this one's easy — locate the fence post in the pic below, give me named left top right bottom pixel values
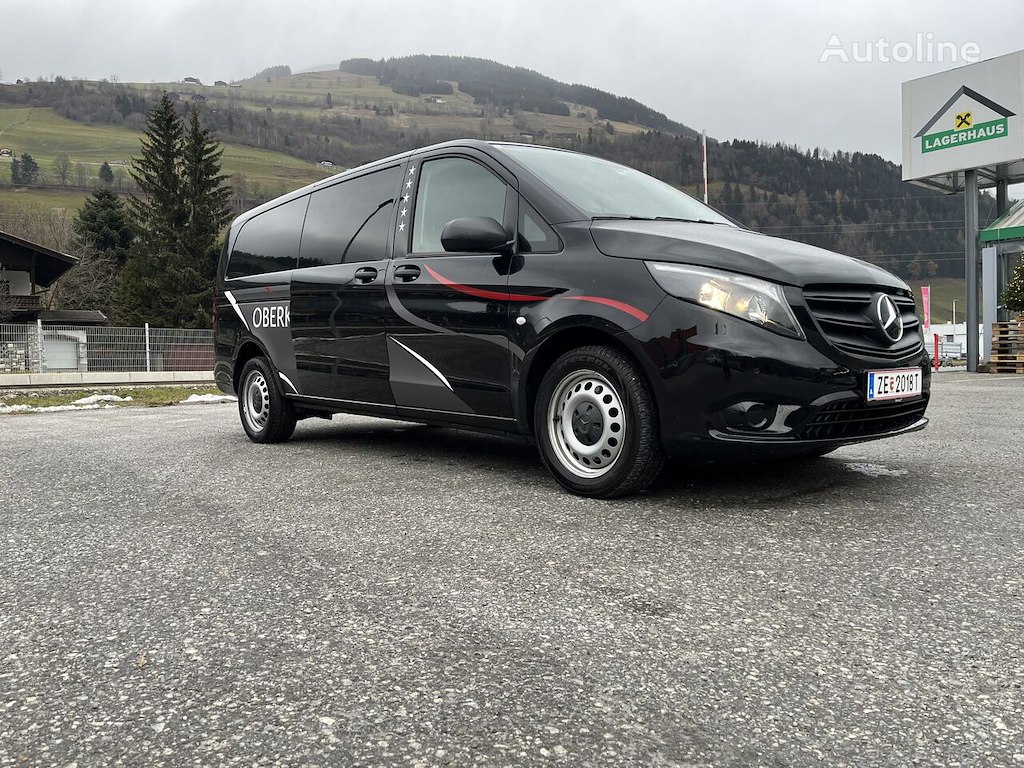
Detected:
left=36, top=318, right=44, bottom=373
left=145, top=323, right=151, bottom=373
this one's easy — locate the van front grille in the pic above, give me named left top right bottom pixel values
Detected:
left=802, top=285, right=923, bottom=361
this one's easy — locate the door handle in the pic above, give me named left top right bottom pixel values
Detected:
left=354, top=266, right=378, bottom=284
left=393, top=264, right=421, bottom=283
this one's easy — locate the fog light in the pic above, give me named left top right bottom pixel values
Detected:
left=724, top=401, right=778, bottom=431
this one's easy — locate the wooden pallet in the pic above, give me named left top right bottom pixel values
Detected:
left=989, top=322, right=1024, bottom=372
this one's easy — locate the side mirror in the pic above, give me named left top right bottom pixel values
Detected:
left=441, top=217, right=511, bottom=253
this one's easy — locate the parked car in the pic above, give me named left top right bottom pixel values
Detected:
left=214, top=140, right=929, bottom=497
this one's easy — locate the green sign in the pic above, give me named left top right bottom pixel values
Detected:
left=921, top=118, right=1009, bottom=153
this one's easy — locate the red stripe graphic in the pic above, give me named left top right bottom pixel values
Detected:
left=422, top=264, right=649, bottom=322
left=561, top=295, right=649, bottom=323
left=423, top=264, right=538, bottom=302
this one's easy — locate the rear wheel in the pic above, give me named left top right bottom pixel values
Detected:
left=535, top=345, right=663, bottom=498
left=238, top=357, right=296, bottom=443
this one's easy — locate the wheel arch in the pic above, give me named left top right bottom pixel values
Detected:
left=232, top=339, right=271, bottom=396
left=517, top=322, right=660, bottom=436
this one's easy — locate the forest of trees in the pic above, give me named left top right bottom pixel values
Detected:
left=339, top=56, right=695, bottom=133
left=2, top=60, right=999, bottom=284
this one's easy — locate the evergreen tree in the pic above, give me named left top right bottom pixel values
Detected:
left=177, top=105, right=231, bottom=325
left=1003, top=262, right=1024, bottom=314
left=98, top=161, right=115, bottom=185
left=11, top=153, right=40, bottom=185
left=127, top=94, right=186, bottom=254
left=74, top=187, right=132, bottom=268
left=115, top=94, right=230, bottom=327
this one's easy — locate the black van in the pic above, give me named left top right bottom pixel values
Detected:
left=214, top=140, right=929, bottom=497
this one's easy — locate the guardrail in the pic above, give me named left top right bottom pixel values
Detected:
left=0, top=321, right=213, bottom=375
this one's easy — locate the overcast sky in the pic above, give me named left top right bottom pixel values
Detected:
left=3, top=0, right=1022, bottom=164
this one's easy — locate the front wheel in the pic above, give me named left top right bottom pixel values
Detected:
left=534, top=346, right=663, bottom=498
left=238, top=357, right=297, bottom=443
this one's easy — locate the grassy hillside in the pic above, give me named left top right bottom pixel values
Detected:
left=141, top=69, right=652, bottom=143
left=908, top=278, right=968, bottom=324
left=0, top=64, right=981, bottom=283
left=0, top=105, right=330, bottom=217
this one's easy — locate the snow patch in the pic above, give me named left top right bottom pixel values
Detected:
left=0, top=403, right=117, bottom=414
left=844, top=462, right=908, bottom=478
left=180, top=394, right=237, bottom=404
left=72, top=394, right=133, bottom=405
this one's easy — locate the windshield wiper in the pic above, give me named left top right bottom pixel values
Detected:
left=653, top=216, right=730, bottom=225
left=591, top=215, right=730, bottom=225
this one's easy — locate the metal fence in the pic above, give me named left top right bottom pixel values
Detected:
left=0, top=322, right=214, bottom=374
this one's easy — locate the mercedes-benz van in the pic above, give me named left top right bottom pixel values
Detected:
left=214, top=140, right=929, bottom=497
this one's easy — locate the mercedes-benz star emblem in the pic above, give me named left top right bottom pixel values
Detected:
left=873, top=293, right=904, bottom=344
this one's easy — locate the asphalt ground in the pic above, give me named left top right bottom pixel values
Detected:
left=1, top=373, right=1022, bottom=767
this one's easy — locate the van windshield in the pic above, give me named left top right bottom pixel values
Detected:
left=498, top=144, right=734, bottom=226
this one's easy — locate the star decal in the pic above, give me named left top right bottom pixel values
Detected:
left=406, top=180, right=413, bottom=189
left=400, top=207, right=407, bottom=217
left=402, top=194, right=409, bottom=203
left=398, top=222, right=406, bottom=232
left=408, top=166, right=416, bottom=175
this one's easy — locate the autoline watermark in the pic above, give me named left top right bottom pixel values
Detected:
left=820, top=34, right=981, bottom=64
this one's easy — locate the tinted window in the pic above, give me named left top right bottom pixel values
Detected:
left=228, top=196, right=309, bottom=279
left=518, top=199, right=560, bottom=253
left=298, top=166, right=401, bottom=268
left=412, top=158, right=507, bottom=253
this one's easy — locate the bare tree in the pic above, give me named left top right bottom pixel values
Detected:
left=46, top=243, right=116, bottom=311
left=53, top=154, right=71, bottom=187
left=0, top=266, right=17, bottom=322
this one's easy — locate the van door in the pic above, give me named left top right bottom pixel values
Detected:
left=289, top=164, right=403, bottom=404
left=384, top=151, right=517, bottom=425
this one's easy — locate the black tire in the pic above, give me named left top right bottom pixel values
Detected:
left=237, top=357, right=297, bottom=443
left=534, top=345, right=664, bottom=498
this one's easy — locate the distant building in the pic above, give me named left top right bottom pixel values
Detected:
left=0, top=229, right=78, bottom=321
left=424, top=96, right=447, bottom=104
left=183, top=76, right=201, bottom=85
left=229, top=83, right=242, bottom=88
left=191, top=94, right=206, bottom=103
left=0, top=148, right=12, bottom=158
left=214, top=80, right=228, bottom=87
left=318, top=160, right=335, bottom=167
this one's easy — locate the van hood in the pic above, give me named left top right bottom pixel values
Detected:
left=590, top=220, right=908, bottom=290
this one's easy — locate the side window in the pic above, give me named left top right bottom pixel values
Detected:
left=411, top=158, right=508, bottom=254
left=298, top=166, right=401, bottom=268
left=227, top=196, right=309, bottom=279
left=518, top=199, right=561, bottom=253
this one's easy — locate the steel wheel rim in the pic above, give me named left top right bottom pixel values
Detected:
left=242, top=370, right=271, bottom=433
left=547, top=369, right=625, bottom=479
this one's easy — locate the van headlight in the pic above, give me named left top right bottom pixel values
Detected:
left=646, top=262, right=803, bottom=339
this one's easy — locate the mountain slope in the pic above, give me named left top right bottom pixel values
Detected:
left=0, top=60, right=991, bottom=282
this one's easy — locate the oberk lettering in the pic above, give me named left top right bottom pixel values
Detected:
left=252, top=305, right=290, bottom=328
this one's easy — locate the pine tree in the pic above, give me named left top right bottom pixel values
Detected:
left=74, top=187, right=132, bottom=268
left=176, top=105, right=231, bottom=325
left=98, top=161, right=115, bottom=185
left=116, top=94, right=230, bottom=327
left=127, top=94, right=186, bottom=254
left=19, top=153, right=40, bottom=184
left=1003, top=262, right=1024, bottom=314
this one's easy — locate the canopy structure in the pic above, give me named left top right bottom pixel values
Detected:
left=981, top=198, right=1024, bottom=244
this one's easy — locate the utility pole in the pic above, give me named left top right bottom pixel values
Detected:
left=701, top=130, right=709, bottom=205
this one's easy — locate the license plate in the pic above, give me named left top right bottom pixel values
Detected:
left=866, top=368, right=922, bottom=403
